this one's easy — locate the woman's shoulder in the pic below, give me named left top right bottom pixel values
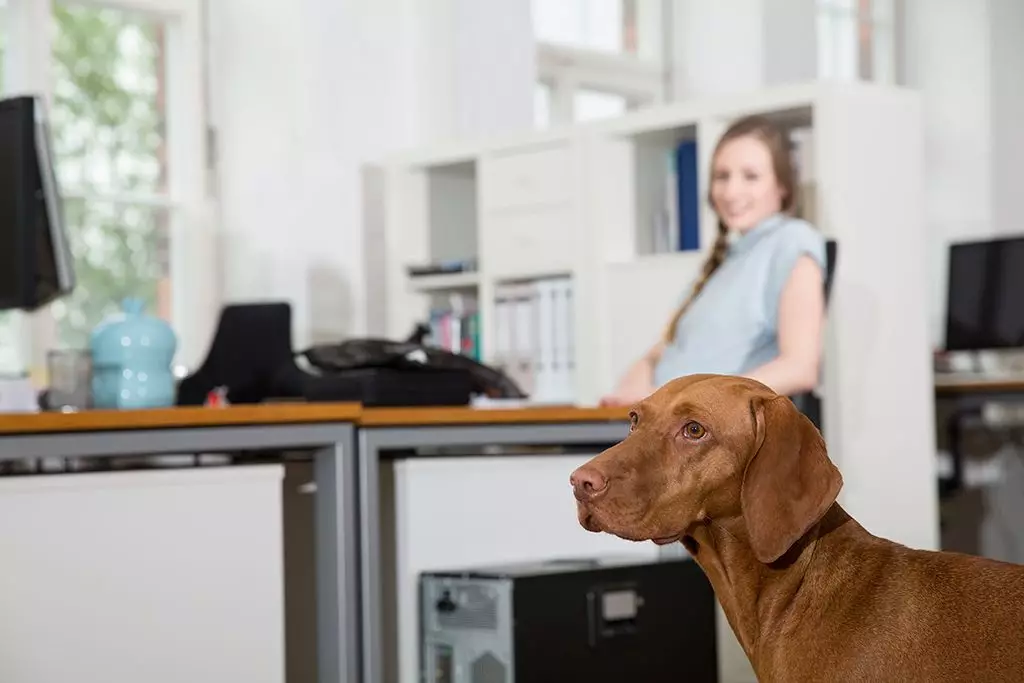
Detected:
left=770, top=214, right=827, bottom=267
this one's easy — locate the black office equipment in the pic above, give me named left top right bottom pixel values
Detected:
left=177, top=302, right=517, bottom=407
left=0, top=94, right=75, bottom=312
left=420, top=556, right=718, bottom=683
left=176, top=302, right=307, bottom=405
left=945, top=236, right=1024, bottom=352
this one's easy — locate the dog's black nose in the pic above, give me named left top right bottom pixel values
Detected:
left=570, top=465, right=608, bottom=501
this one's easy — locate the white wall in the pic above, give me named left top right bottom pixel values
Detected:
left=669, top=0, right=765, bottom=99
left=902, top=0, right=994, bottom=347
left=989, top=0, right=1024, bottom=238
left=667, top=0, right=817, bottom=102
left=901, top=0, right=1024, bottom=348
left=762, top=0, right=818, bottom=86
left=208, top=0, right=534, bottom=349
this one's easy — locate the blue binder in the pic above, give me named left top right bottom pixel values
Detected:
left=675, top=140, right=700, bottom=251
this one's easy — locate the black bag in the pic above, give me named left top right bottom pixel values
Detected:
left=299, top=337, right=527, bottom=403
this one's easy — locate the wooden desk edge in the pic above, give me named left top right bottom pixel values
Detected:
left=0, top=403, right=630, bottom=435
left=934, top=378, right=1024, bottom=395
left=359, top=405, right=631, bottom=427
left=0, top=403, right=364, bottom=435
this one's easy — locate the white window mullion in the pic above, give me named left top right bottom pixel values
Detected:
left=550, top=73, right=575, bottom=125
left=816, top=0, right=902, bottom=85
left=162, top=0, right=216, bottom=372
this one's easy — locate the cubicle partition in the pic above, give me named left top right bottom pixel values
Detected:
left=0, top=404, right=362, bottom=683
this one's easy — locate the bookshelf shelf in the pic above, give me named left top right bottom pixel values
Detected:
left=407, top=271, right=480, bottom=293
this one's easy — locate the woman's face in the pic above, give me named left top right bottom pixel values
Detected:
left=709, top=134, right=786, bottom=233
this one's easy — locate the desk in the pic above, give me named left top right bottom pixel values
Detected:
left=934, top=372, right=1024, bottom=397
left=0, top=403, right=362, bottom=683
left=934, top=373, right=1024, bottom=496
left=356, top=405, right=630, bottom=683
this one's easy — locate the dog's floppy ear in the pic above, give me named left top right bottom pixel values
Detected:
left=741, top=395, right=842, bottom=564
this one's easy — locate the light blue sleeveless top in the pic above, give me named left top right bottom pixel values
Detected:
left=653, top=213, right=826, bottom=387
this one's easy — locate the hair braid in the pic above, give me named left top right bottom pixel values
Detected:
left=662, top=220, right=731, bottom=343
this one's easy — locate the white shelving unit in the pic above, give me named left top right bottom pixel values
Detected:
left=364, top=81, right=939, bottom=552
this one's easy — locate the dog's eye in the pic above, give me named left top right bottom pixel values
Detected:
left=682, top=421, right=706, bottom=439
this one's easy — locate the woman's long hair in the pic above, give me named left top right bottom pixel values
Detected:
left=662, top=115, right=800, bottom=343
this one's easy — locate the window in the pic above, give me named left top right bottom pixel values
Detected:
left=818, top=0, right=901, bottom=84
left=574, top=88, right=628, bottom=122
left=0, top=0, right=209, bottom=377
left=531, top=0, right=667, bottom=127
left=532, top=0, right=640, bottom=56
left=49, top=4, right=172, bottom=349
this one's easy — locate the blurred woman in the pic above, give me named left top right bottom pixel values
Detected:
left=601, top=115, right=827, bottom=406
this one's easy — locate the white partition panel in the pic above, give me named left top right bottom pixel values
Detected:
left=0, top=466, right=285, bottom=683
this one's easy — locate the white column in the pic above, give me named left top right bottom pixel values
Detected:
left=762, top=0, right=818, bottom=85
left=668, top=0, right=766, bottom=99
left=989, top=0, right=1024, bottom=236
left=417, top=0, right=535, bottom=142
left=901, top=0, right=994, bottom=346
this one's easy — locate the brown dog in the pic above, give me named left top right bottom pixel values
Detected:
left=571, top=374, right=1024, bottom=682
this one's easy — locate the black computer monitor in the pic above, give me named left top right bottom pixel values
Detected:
left=944, top=236, right=1024, bottom=352
left=0, top=94, right=75, bottom=312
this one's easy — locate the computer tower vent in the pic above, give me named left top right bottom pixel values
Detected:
left=437, top=585, right=499, bottom=631
left=470, top=652, right=507, bottom=683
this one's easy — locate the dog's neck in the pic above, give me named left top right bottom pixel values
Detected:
left=684, top=503, right=855, bottom=668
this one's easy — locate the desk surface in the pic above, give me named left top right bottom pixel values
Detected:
left=359, top=405, right=629, bottom=427
left=0, top=402, right=364, bottom=436
left=934, top=372, right=1024, bottom=395
left=0, top=403, right=629, bottom=435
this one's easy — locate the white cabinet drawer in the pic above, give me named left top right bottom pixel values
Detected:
left=480, top=145, right=572, bottom=211
left=482, top=205, right=576, bottom=278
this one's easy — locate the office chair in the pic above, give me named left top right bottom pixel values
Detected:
left=176, top=302, right=309, bottom=405
left=790, top=239, right=838, bottom=430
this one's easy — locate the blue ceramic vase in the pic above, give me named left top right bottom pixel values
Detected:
left=90, top=298, right=178, bottom=409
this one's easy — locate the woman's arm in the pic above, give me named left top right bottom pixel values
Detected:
left=600, top=340, right=666, bottom=406
left=744, top=254, right=825, bottom=396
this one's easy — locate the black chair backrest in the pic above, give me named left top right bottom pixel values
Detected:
left=176, top=302, right=306, bottom=405
left=790, top=238, right=838, bottom=429
left=824, top=239, right=838, bottom=305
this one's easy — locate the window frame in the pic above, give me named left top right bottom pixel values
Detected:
left=816, top=0, right=904, bottom=85
left=533, top=0, right=670, bottom=127
left=2, top=0, right=213, bottom=379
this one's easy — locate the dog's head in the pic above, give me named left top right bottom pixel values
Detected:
left=571, top=374, right=842, bottom=563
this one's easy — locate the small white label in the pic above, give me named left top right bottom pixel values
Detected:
left=601, top=590, right=638, bottom=621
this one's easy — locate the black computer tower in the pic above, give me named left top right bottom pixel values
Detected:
left=420, top=555, right=718, bottom=683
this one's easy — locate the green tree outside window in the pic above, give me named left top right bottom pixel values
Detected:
left=49, top=3, right=171, bottom=350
